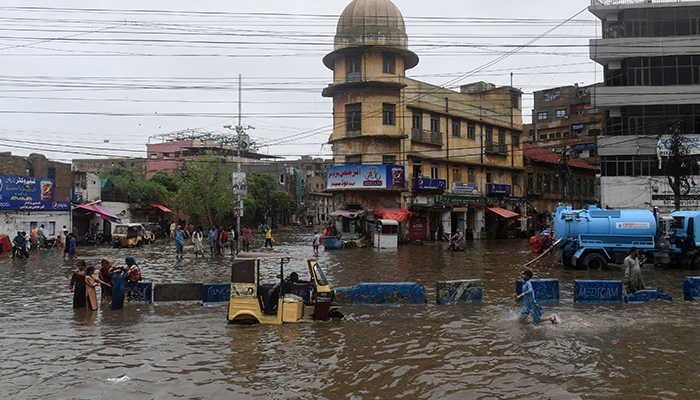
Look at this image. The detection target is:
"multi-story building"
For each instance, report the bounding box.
[590,0,700,211]
[524,83,604,166]
[72,157,147,179]
[0,152,71,237]
[323,0,524,240]
[283,156,333,226]
[523,143,598,231]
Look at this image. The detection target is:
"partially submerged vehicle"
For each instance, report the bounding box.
[227,253,342,324]
[112,223,155,248]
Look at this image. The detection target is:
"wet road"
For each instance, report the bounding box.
[1,231,699,399]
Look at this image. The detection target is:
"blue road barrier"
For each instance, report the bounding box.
[684,277,700,301]
[516,279,559,303]
[574,280,623,304]
[154,283,203,302]
[334,282,427,305]
[202,284,230,303]
[624,289,672,303]
[436,279,482,304]
[125,282,152,303]
[323,236,342,249]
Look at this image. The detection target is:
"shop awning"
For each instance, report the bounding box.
[150,203,171,213]
[329,210,363,219]
[487,207,520,219]
[374,208,412,222]
[77,204,121,222]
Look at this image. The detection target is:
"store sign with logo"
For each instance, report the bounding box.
[415,177,446,191]
[487,183,512,195]
[452,182,478,195]
[327,165,405,190]
[0,174,68,210]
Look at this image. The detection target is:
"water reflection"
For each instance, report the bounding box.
[0,232,699,398]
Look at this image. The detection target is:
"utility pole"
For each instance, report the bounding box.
[661,120,695,211]
[224,74,254,254]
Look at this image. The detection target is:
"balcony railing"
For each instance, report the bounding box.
[412,128,443,146]
[485,142,508,155]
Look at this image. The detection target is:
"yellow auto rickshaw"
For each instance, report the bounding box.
[112,223,154,248]
[227,253,340,324]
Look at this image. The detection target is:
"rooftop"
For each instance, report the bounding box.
[523,143,597,170]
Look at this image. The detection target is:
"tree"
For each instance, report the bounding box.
[176,156,236,226]
[244,173,293,226]
[659,120,698,211]
[102,166,169,208]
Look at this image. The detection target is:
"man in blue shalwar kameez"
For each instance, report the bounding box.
[516,270,557,325]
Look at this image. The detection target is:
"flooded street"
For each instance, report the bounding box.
[1,231,699,399]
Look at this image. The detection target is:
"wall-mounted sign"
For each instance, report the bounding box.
[327,165,405,190]
[657,135,700,157]
[0,174,67,210]
[232,172,247,196]
[452,182,478,195]
[415,178,446,191]
[487,184,512,195]
[438,194,498,205]
[503,196,527,202]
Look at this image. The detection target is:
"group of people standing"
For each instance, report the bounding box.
[11,225,76,259]
[70,257,141,311]
[186,225,253,257]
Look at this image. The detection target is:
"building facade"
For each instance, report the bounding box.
[0,152,71,238]
[590,0,700,212]
[525,83,603,166]
[323,0,524,240]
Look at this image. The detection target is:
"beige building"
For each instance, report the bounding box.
[323,0,524,240]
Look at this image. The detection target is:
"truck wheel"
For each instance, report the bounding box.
[581,253,608,270]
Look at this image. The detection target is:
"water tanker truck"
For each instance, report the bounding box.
[552,205,700,269]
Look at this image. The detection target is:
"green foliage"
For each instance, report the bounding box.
[102,166,170,208]
[245,173,292,224]
[150,171,179,193]
[176,156,236,226]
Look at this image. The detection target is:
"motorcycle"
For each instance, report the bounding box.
[12,245,28,259]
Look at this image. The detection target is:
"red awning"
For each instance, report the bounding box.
[374,208,413,222]
[150,204,171,213]
[487,207,520,219]
[77,204,121,222]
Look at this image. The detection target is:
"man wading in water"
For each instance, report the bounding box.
[516,270,557,325]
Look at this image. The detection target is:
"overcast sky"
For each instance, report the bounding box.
[0,1,602,163]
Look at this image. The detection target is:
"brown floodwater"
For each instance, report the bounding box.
[1,231,699,399]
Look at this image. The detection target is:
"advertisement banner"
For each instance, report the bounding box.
[415,178,446,191]
[487,183,512,195]
[651,179,700,207]
[657,135,700,157]
[327,165,405,190]
[452,182,478,195]
[0,174,66,210]
[232,172,247,196]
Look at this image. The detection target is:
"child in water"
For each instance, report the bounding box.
[516,270,557,325]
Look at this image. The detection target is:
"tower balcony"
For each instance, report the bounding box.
[411,128,443,146]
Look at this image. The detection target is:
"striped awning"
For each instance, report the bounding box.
[77,204,121,222]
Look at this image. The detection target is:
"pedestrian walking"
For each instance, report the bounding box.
[38,224,46,249]
[265,226,273,249]
[242,225,252,252]
[624,247,646,294]
[313,231,321,256]
[99,258,113,306]
[175,225,185,258]
[516,270,557,325]
[70,260,87,309]
[85,266,110,311]
[68,233,77,259]
[209,226,219,255]
[192,227,204,257]
[108,265,128,311]
[170,222,176,239]
[219,226,228,256]
[229,225,238,256]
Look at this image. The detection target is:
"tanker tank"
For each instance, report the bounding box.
[553,205,657,241]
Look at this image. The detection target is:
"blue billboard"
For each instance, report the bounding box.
[0,174,69,210]
[415,177,446,191]
[487,183,512,195]
[327,165,405,190]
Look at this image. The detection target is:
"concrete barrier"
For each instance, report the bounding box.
[436,279,482,304]
[125,282,152,303]
[333,282,427,305]
[624,289,672,303]
[154,283,203,302]
[684,277,700,301]
[202,284,230,303]
[574,280,623,304]
[516,279,559,303]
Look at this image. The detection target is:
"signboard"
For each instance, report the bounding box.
[438,194,498,205]
[503,196,527,202]
[452,182,478,195]
[327,165,405,190]
[232,172,247,196]
[0,174,68,210]
[651,179,700,207]
[657,135,700,157]
[415,177,446,191]
[487,183,512,195]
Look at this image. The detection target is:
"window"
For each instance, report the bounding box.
[431,165,439,179]
[382,155,396,164]
[382,53,396,74]
[453,167,462,182]
[513,173,521,188]
[556,109,566,118]
[553,175,559,191]
[412,110,423,130]
[540,134,547,140]
[452,119,461,137]
[47,167,56,179]
[486,171,492,183]
[485,126,493,143]
[430,114,440,133]
[150,153,157,159]
[527,173,533,190]
[499,171,507,184]
[163,153,170,160]
[555,132,562,138]
[538,112,548,120]
[346,55,361,81]
[498,128,507,152]
[346,103,362,136]
[382,103,396,126]
[174,151,181,158]
[467,122,476,140]
[48,221,56,236]
[536,173,543,190]
[513,133,520,148]
[467,168,475,183]
[346,155,361,165]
